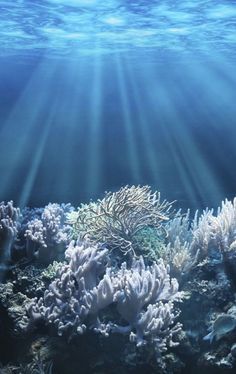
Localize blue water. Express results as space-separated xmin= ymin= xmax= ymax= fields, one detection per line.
xmin=1 ymin=0 xmax=236 ymax=57
xmin=0 ymin=0 xmax=236 ymax=212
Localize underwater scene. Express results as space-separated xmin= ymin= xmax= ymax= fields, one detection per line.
xmin=0 ymin=0 xmax=236 ymax=373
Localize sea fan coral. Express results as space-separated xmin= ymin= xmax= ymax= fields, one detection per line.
xmin=67 ymin=185 xmax=172 ymax=257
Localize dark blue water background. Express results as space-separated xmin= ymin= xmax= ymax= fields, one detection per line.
xmin=0 ymin=0 xmax=236 ymax=213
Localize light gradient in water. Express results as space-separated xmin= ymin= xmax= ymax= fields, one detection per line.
xmin=0 ymin=1 xmax=235 ymax=212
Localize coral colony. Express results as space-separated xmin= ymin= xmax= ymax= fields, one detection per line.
xmin=1 ymin=186 xmax=236 ymax=372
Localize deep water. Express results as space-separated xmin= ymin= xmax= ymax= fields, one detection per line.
xmin=0 ymin=52 xmax=236 ymax=213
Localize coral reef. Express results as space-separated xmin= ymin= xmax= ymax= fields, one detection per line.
xmin=1 ymin=188 xmax=236 ymax=373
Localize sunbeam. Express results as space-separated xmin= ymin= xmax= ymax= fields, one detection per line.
xmin=0 ymin=59 xmax=59 ymax=206
xmin=113 ymin=52 xmax=142 ymax=183
xmin=129 ymin=56 xmax=231 ymax=209
xmin=85 ymin=43 xmax=103 ymax=198
xmin=123 ymin=58 xmax=164 ymax=189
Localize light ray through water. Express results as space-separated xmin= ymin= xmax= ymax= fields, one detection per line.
xmin=46 ymin=57 xmax=90 ymax=203
xmin=113 ymin=52 xmax=142 ymax=184
xmin=85 ymin=44 xmax=103 ymax=198
xmin=123 ymin=58 xmax=164 ymax=189
xmin=142 ymin=60 xmax=228 ymax=209
xmin=0 ymin=60 xmax=58 ymax=206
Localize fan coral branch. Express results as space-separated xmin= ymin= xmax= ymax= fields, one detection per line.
xmin=68 ymin=185 xmax=172 ymax=257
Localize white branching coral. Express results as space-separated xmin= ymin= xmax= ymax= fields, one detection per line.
xmin=210 ymin=198 xmax=236 ymax=252
xmin=165 ymin=209 xmax=192 ymax=247
xmin=24 ymin=203 xmax=74 ymax=260
xmin=28 ymin=241 xmax=113 ymax=336
xmin=112 ymin=257 xmax=183 ymax=354
xmin=67 ymin=185 xmax=172 ymax=256
xmin=162 ymin=210 xmax=198 ymax=274
xmin=129 ymin=300 xmax=182 ymax=354
xmin=0 ymin=201 xmax=21 ymax=262
xmin=164 ymin=238 xmax=193 ymax=275
xmin=190 ymin=209 xmax=214 ymax=258
xmin=188 ymin=198 xmax=236 ymax=257
xmin=28 ymin=240 xmax=183 ymax=356
xmin=152 ymin=197 xmax=236 ymax=274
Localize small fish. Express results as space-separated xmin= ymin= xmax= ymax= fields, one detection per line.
xmin=229 ymin=240 xmax=236 ymax=251
xmin=203 ymin=314 xmax=236 ymax=343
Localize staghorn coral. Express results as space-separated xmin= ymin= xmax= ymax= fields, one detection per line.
xmin=67 ymin=185 xmax=172 ymax=257
xmin=25 ymin=203 xmax=74 ymax=262
xmin=28 ymin=240 xmax=183 ymax=357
